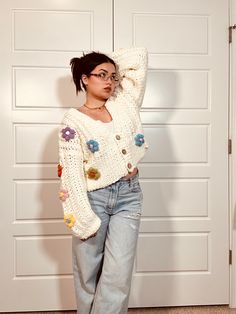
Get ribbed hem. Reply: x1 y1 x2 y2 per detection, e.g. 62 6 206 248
72 215 102 240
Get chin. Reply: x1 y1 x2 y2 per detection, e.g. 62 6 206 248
98 91 113 101
103 94 112 100
98 96 109 102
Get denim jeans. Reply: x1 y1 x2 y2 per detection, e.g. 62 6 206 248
72 172 143 314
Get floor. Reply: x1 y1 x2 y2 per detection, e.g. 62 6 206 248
11 306 236 314
127 306 236 314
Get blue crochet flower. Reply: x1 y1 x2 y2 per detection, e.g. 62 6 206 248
134 134 145 147
86 140 99 153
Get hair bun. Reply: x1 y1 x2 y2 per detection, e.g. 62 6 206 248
70 57 80 69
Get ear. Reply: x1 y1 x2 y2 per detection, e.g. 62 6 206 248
81 74 88 86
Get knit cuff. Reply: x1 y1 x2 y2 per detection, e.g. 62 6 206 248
71 213 101 240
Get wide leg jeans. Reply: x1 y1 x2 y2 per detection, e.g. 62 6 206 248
72 172 143 314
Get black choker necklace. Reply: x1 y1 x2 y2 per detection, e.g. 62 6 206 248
84 103 105 110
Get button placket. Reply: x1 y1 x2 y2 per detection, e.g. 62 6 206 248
115 134 132 172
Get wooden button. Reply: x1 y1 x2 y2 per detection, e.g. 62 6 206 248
116 135 121 140
122 149 127 154
127 163 132 169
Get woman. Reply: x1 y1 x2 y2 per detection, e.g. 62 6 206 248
58 47 148 314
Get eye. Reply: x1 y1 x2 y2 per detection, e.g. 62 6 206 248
98 72 106 79
111 75 118 81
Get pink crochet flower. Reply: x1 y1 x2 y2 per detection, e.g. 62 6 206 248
61 127 76 141
59 188 69 201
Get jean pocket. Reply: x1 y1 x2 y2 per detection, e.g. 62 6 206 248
130 180 141 192
130 181 143 204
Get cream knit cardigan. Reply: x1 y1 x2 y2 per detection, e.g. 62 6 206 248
58 47 148 240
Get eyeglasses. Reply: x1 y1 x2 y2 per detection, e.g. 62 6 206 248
89 72 119 84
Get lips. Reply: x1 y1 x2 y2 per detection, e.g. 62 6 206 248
104 87 112 92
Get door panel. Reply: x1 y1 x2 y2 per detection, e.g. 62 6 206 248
114 0 229 307
0 0 112 311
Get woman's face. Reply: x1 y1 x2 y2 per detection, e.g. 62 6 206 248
82 62 117 100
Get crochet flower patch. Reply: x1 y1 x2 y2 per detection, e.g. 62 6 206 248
59 188 69 201
57 164 63 177
134 134 145 147
61 127 76 141
86 140 99 153
86 167 101 180
64 214 76 229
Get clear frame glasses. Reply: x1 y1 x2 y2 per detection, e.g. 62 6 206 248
89 72 119 84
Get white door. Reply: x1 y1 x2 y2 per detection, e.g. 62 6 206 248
0 0 112 312
114 0 229 307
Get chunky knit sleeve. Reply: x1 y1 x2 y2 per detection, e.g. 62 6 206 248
110 47 148 110
58 121 101 240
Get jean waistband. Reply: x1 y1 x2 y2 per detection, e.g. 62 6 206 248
119 170 139 182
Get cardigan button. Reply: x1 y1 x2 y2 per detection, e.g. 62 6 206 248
122 149 127 154
127 163 132 169
116 135 121 140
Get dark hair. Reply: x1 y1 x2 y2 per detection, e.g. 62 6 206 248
70 52 116 94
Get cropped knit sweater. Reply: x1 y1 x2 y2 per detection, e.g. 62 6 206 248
58 47 148 240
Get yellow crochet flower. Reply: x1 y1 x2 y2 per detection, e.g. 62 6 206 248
86 167 101 180
64 214 76 229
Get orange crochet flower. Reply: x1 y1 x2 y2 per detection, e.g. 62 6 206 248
58 164 63 177
64 214 76 229
86 167 101 180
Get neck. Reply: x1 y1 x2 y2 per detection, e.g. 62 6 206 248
85 96 106 109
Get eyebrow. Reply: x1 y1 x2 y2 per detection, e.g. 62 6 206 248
98 69 116 74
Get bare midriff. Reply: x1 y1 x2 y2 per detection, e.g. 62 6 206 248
122 167 138 180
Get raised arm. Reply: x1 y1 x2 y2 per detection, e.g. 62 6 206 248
58 122 101 240
110 47 148 110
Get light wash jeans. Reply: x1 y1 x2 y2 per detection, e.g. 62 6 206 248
72 172 143 314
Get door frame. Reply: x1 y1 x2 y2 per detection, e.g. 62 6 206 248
229 0 236 308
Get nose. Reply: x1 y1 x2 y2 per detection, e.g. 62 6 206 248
106 77 113 83
105 78 112 86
